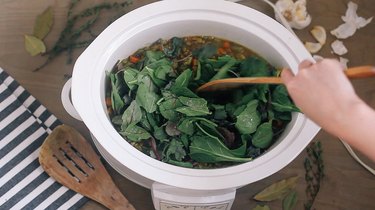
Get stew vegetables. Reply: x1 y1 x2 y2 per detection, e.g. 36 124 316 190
106 36 299 168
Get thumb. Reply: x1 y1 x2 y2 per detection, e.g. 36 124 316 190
281 68 295 84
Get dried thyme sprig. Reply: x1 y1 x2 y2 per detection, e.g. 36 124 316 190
34 0 132 71
304 141 324 210
67 0 81 19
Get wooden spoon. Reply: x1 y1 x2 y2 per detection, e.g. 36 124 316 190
39 125 136 210
196 65 375 92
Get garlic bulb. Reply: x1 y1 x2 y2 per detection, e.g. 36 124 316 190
275 0 312 30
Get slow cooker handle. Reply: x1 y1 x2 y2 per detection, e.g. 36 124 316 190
61 78 82 121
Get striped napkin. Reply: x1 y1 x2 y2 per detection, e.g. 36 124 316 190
0 68 88 209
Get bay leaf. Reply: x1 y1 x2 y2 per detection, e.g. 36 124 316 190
253 176 299 201
252 204 271 210
33 6 54 40
24 35 46 56
282 190 298 210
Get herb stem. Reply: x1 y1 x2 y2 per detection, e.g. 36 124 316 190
304 141 324 210
34 0 132 71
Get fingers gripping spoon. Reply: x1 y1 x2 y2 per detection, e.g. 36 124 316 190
39 125 136 210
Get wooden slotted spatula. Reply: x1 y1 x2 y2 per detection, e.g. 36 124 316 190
39 125 136 210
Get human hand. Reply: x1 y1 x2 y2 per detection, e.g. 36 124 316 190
281 59 362 134
282 58 375 161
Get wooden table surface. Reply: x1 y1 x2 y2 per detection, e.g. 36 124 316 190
1 0 374 209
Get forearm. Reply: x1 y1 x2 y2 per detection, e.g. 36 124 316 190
330 100 375 162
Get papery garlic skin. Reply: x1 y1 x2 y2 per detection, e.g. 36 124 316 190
331 40 348 56
339 57 349 69
331 1 373 39
275 0 312 30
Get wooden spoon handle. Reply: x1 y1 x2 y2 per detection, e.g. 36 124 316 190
196 65 375 92
231 65 375 82
344 65 375 79
220 65 375 83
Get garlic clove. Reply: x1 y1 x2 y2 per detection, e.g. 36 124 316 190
304 42 322 54
312 55 324 62
310 26 326 45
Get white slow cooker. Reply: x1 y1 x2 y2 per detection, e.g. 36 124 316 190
62 0 320 209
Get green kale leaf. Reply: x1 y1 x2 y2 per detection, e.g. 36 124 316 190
189 136 252 163
271 85 300 113
252 121 274 149
121 100 142 130
123 67 139 90
176 96 211 116
121 124 151 142
135 75 160 113
235 100 261 134
240 56 271 77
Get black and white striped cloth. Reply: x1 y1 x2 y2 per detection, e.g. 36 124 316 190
0 68 88 209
